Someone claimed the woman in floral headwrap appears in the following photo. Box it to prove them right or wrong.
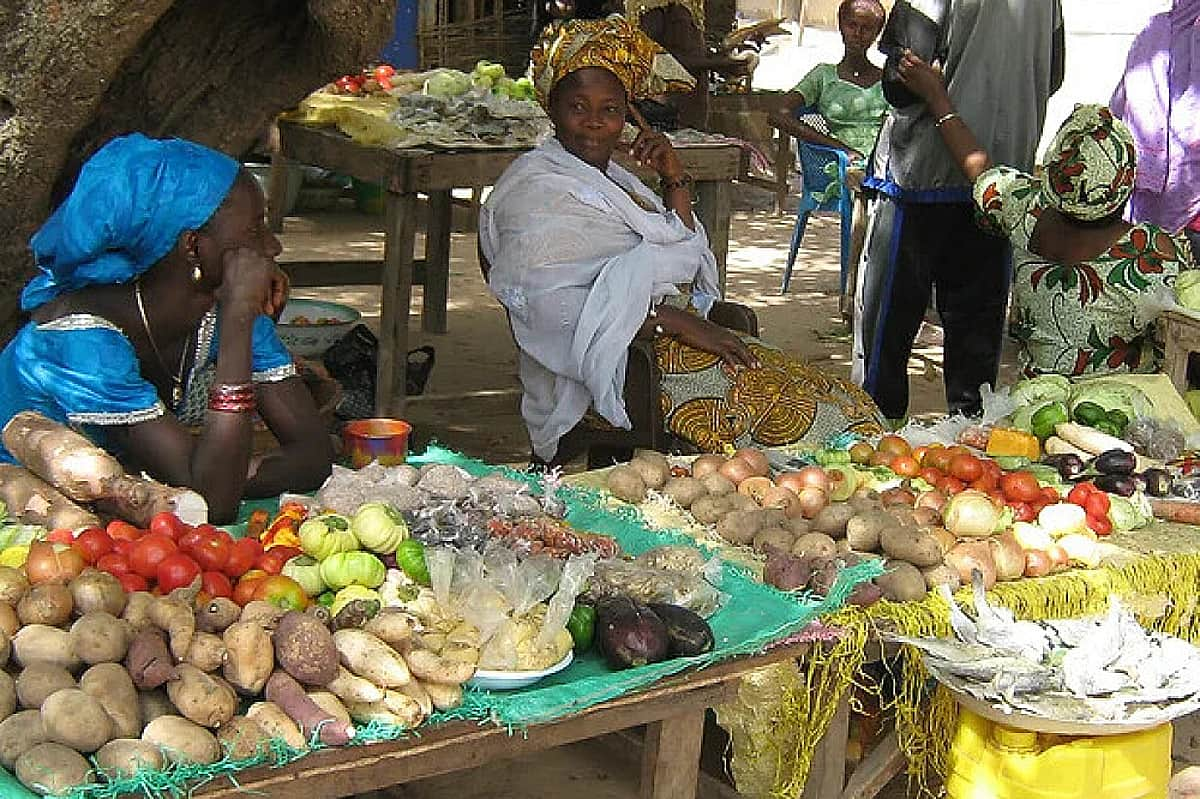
[481,18,883,464]
[897,50,1196,378]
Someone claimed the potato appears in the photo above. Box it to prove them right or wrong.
[138,688,175,726]
[15,742,94,795]
[0,603,18,638]
[239,600,285,630]
[223,621,274,695]
[196,597,241,634]
[69,611,132,665]
[12,625,80,672]
[0,567,29,607]
[69,571,126,617]
[274,611,338,686]
[167,665,238,728]
[698,472,735,497]
[94,738,164,779]
[726,493,759,512]
[216,715,272,761]
[662,477,707,509]
[875,561,928,602]
[0,672,13,722]
[921,563,961,591]
[848,495,880,513]
[845,511,890,552]
[142,715,221,765]
[811,503,856,538]
[0,710,46,769]
[752,527,794,554]
[185,631,227,673]
[605,465,646,503]
[792,532,838,559]
[17,584,73,628]
[16,664,74,710]
[715,510,761,545]
[784,516,812,537]
[80,663,141,739]
[120,592,156,632]
[847,581,884,607]
[879,527,945,567]
[629,452,671,490]
[41,688,114,753]
[688,494,730,525]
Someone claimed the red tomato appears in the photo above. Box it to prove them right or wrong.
[118,573,149,593]
[201,571,234,599]
[981,458,1002,479]
[1087,514,1113,536]
[72,529,115,564]
[178,527,207,554]
[971,473,999,493]
[949,454,984,482]
[129,534,178,580]
[1008,501,1036,523]
[191,533,232,573]
[1040,486,1061,504]
[890,455,920,478]
[46,528,74,545]
[1067,483,1098,506]
[374,64,396,80]
[156,553,201,593]
[95,553,132,576]
[925,448,954,472]
[257,546,300,576]
[106,520,143,542]
[936,476,965,495]
[149,512,188,541]
[112,538,135,557]
[225,537,263,578]
[919,467,944,485]
[232,570,269,606]
[252,575,308,611]
[1084,491,1111,518]
[987,489,1007,507]
[1000,471,1042,503]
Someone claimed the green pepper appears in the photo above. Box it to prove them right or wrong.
[1105,409,1130,434]
[566,604,596,653]
[394,539,430,586]
[815,449,851,466]
[992,456,1031,471]
[1073,401,1108,427]
[1030,401,1069,440]
[1093,419,1122,437]
[316,591,336,608]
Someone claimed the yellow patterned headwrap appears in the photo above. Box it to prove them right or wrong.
[530,16,695,108]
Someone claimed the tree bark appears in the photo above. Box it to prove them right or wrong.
[0,0,395,340]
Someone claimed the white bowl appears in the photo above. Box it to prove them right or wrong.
[275,298,361,357]
[468,651,574,691]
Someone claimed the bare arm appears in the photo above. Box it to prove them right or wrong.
[769,92,862,159]
[243,376,334,498]
[895,50,992,183]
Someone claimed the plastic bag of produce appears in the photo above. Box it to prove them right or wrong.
[587,560,725,617]
[535,553,598,650]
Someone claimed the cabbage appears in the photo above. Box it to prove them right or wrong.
[1010,375,1071,407]
[423,69,472,98]
[1067,380,1151,419]
[1009,400,1048,433]
[1177,271,1200,310]
[1107,495,1150,531]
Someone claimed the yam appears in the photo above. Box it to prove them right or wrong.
[69,571,126,617]
[307,691,352,725]
[124,629,176,690]
[629,452,670,490]
[688,494,730,525]
[216,715,271,761]
[422,681,463,712]
[845,511,889,552]
[326,665,385,704]
[333,629,412,688]
[0,604,18,638]
[245,701,306,750]
[879,527,944,568]
[94,738,163,780]
[921,563,961,591]
[166,665,237,728]
[265,670,354,746]
[791,532,838,559]
[12,625,79,671]
[752,527,794,554]
[137,689,174,726]
[402,648,475,685]
[0,464,100,531]
[0,710,46,770]
[69,611,132,665]
[378,690,425,727]
[0,569,28,607]
[41,688,114,753]
[184,632,227,673]
[715,510,762,545]
[2,413,125,502]
[17,664,75,710]
[239,600,285,629]
[80,663,141,739]
[149,596,194,661]
[274,611,338,686]
[811,503,856,538]
[196,598,241,634]
[362,609,415,651]
[17,584,73,628]
[0,672,14,722]
[222,621,274,695]
[605,466,646,503]
[15,742,94,795]
[121,592,156,632]
[875,562,928,603]
[142,715,221,765]
[662,477,707,509]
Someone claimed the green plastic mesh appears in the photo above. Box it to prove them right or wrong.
[0,446,876,799]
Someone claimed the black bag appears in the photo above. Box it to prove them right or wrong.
[322,325,435,419]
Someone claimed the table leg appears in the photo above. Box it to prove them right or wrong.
[422,190,452,334]
[378,191,417,417]
[640,710,706,799]
[267,152,292,234]
[695,180,733,292]
[802,694,850,799]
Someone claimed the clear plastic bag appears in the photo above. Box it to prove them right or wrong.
[588,560,725,617]
[536,553,597,649]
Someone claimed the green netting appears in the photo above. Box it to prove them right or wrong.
[0,446,877,799]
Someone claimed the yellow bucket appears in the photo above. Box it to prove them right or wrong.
[946,708,1172,799]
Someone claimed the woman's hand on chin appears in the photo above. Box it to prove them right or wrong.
[659,307,760,369]
[629,127,685,181]
[215,247,279,319]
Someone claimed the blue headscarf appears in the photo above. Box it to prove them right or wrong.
[22,133,240,311]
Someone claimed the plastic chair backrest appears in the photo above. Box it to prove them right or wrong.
[792,106,850,215]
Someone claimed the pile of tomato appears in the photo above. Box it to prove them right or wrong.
[1065,482,1114,536]
[54,512,304,606]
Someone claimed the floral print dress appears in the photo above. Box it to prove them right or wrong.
[973,166,1195,377]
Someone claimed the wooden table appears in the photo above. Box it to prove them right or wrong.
[194,642,806,799]
[1161,309,1200,395]
[270,121,742,417]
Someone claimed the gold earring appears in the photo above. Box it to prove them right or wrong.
[191,265,203,283]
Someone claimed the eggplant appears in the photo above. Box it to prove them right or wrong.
[1094,449,1137,476]
[1093,474,1137,497]
[1042,453,1086,480]
[1141,468,1173,498]
[596,597,669,669]
[648,602,714,657]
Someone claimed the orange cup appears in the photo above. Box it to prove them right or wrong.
[342,418,412,468]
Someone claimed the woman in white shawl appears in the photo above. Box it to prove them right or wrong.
[481,18,884,464]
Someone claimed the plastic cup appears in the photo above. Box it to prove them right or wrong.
[341,418,412,468]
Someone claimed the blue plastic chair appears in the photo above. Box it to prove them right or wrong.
[780,108,854,295]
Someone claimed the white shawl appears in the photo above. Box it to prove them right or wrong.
[480,137,721,460]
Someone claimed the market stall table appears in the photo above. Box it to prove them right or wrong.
[191,641,807,799]
[269,120,742,416]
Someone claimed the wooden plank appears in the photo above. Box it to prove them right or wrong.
[282,260,429,288]
[267,150,292,233]
[422,190,453,334]
[839,730,904,799]
[802,694,850,799]
[695,178,733,289]
[641,710,706,799]
[377,191,417,417]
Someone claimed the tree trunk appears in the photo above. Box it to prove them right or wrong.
[0,0,395,340]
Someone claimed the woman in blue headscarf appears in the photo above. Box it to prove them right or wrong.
[0,134,333,522]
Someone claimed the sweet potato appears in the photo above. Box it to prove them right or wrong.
[874,562,928,602]
[196,598,241,634]
[17,584,73,628]
[362,610,415,652]
[222,621,274,695]
[246,701,306,750]
[69,611,132,665]
[149,596,194,661]
[346,691,424,729]
[402,648,475,685]
[0,710,46,770]
[265,670,354,746]
[422,681,463,712]
[762,548,813,592]
[141,715,221,765]
[80,663,141,739]
[125,629,176,690]
[41,688,114,753]
[16,664,74,710]
[333,629,411,688]
[12,625,79,671]
[216,715,272,761]
[879,527,944,567]
[325,665,384,704]
[15,742,94,795]
[166,665,237,728]
[307,691,352,725]
[94,738,163,780]
[394,680,432,717]
[185,631,227,673]
[121,592,156,632]
[274,611,338,686]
